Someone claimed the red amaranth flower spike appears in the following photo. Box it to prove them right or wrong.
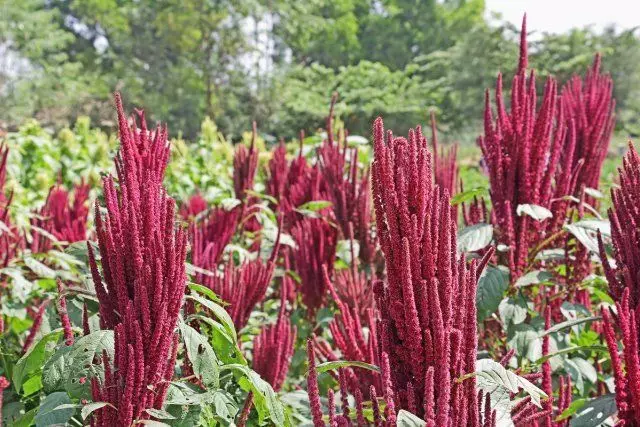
[202,226,281,330]
[372,116,495,423]
[179,193,208,220]
[234,121,259,203]
[599,142,640,306]
[0,376,9,425]
[56,280,74,346]
[561,53,615,202]
[291,218,337,316]
[430,111,458,196]
[191,206,240,274]
[47,180,90,243]
[22,299,50,352]
[252,285,297,391]
[478,15,576,281]
[88,93,187,426]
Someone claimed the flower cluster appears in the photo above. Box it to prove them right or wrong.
[252,292,296,391]
[46,181,91,243]
[599,142,640,306]
[179,193,208,220]
[478,16,577,280]
[88,93,187,426]
[203,247,279,330]
[430,111,458,196]
[233,122,258,203]
[561,53,615,201]
[191,206,240,274]
[372,117,493,423]
[291,218,337,316]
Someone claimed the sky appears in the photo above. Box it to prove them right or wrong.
[485,0,638,35]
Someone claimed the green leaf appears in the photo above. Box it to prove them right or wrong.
[335,239,360,265]
[64,330,114,396]
[457,223,493,252]
[476,265,509,321]
[569,394,616,427]
[534,345,609,364]
[145,408,176,420]
[450,187,487,206]
[34,392,75,427]
[297,200,332,212]
[186,293,237,344]
[516,204,553,221]
[136,421,172,427]
[584,188,604,199]
[220,197,242,211]
[538,316,601,337]
[24,256,57,279]
[315,360,381,375]
[187,283,226,305]
[185,262,216,278]
[499,297,528,327]
[515,270,553,287]
[179,320,220,388]
[397,409,426,426]
[13,329,64,394]
[564,220,610,254]
[471,359,548,408]
[223,364,287,426]
[81,402,113,420]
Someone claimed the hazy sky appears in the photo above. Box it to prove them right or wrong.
[485,0,638,35]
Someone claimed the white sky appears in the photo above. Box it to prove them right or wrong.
[485,0,639,35]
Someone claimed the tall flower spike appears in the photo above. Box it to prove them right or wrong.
[22,299,50,352]
[318,265,380,397]
[599,142,640,306]
[203,226,281,330]
[561,53,615,201]
[56,280,74,346]
[291,218,337,316]
[252,283,297,391]
[179,193,208,221]
[88,93,187,426]
[46,180,91,244]
[191,206,240,274]
[478,16,574,280]
[233,121,259,203]
[372,117,494,423]
[430,111,458,196]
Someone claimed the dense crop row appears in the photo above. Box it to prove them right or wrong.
[0,17,634,426]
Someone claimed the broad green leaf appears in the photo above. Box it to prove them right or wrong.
[457,223,493,252]
[397,409,426,426]
[315,360,381,375]
[567,394,616,426]
[24,256,57,279]
[34,392,75,427]
[223,364,287,426]
[336,239,360,265]
[538,316,601,337]
[584,188,605,199]
[534,345,609,364]
[297,200,332,212]
[472,359,548,408]
[13,329,64,394]
[516,204,552,221]
[450,187,487,206]
[187,283,226,305]
[515,270,553,287]
[499,297,528,327]
[186,293,237,344]
[477,265,509,321]
[145,408,176,420]
[81,402,113,420]
[179,321,220,388]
